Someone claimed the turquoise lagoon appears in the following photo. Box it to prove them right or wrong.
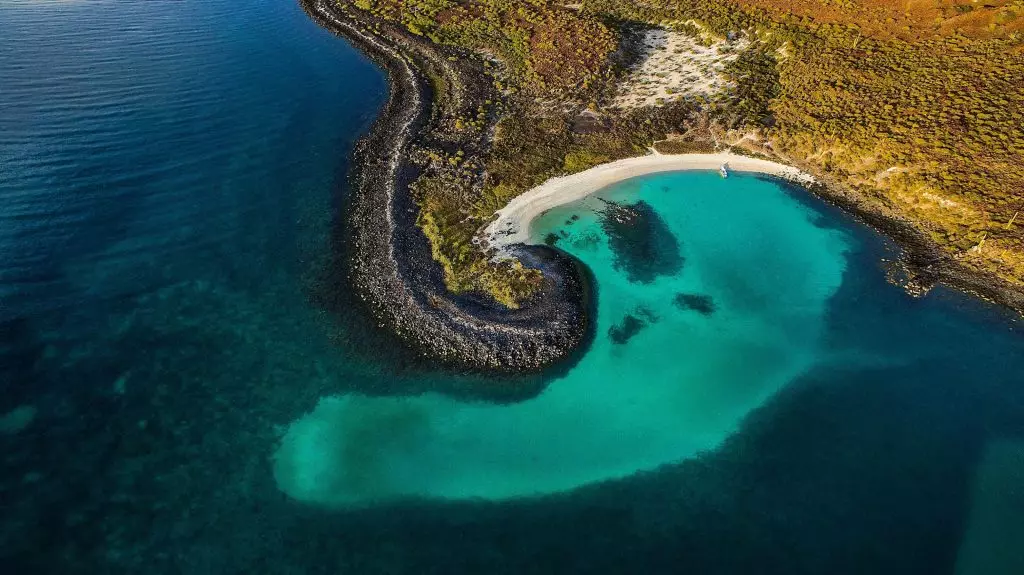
[271,172,1024,573]
[274,172,851,504]
[5,0,1024,570]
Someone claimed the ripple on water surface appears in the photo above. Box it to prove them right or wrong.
[0,0,384,320]
[7,0,1024,571]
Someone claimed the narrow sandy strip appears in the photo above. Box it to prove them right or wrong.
[485,152,815,254]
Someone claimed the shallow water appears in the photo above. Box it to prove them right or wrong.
[3,0,1024,573]
[274,172,851,503]
[269,171,1024,574]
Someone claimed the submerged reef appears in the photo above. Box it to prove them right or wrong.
[607,314,645,345]
[298,0,590,371]
[600,199,684,284]
[674,293,716,316]
[608,306,658,345]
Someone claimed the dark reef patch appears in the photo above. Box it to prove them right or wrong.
[565,214,580,225]
[600,199,683,284]
[543,233,560,246]
[607,306,658,344]
[674,293,716,316]
[608,314,646,345]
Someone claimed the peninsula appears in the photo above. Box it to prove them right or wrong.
[301,0,1024,370]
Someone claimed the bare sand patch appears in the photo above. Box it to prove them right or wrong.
[612,28,745,109]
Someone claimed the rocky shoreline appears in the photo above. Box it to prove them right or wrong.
[299,0,1020,373]
[787,164,1024,316]
[298,0,592,372]
[487,144,1024,317]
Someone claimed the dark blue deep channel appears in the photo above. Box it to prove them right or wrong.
[2,1,1024,573]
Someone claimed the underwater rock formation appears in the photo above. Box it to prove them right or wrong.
[599,199,683,284]
[674,293,716,316]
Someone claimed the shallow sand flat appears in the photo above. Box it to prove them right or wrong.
[485,152,815,253]
[274,171,850,505]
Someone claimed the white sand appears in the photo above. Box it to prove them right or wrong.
[612,28,745,109]
[484,152,815,254]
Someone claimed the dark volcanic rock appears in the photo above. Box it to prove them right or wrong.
[600,199,683,284]
[674,293,716,316]
[299,0,591,373]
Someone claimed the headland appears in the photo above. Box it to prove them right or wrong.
[300,0,1024,372]
[298,0,591,372]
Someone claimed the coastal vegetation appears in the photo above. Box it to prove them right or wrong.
[341,0,1024,305]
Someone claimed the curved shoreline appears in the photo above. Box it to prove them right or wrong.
[486,149,1024,316]
[299,0,590,372]
[485,152,814,251]
[299,0,1021,374]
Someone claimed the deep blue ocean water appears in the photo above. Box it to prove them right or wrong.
[3,0,1024,573]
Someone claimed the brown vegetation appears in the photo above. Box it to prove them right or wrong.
[343,0,1024,303]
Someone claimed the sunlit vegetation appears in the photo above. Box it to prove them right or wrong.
[582,0,1024,284]
[342,0,1024,302]
[409,99,695,304]
[730,0,1024,40]
[414,172,543,308]
[720,46,778,128]
[349,0,617,96]
[770,32,1024,282]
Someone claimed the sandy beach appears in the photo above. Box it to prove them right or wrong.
[485,152,815,253]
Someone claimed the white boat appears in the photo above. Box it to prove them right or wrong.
[720,163,729,178]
